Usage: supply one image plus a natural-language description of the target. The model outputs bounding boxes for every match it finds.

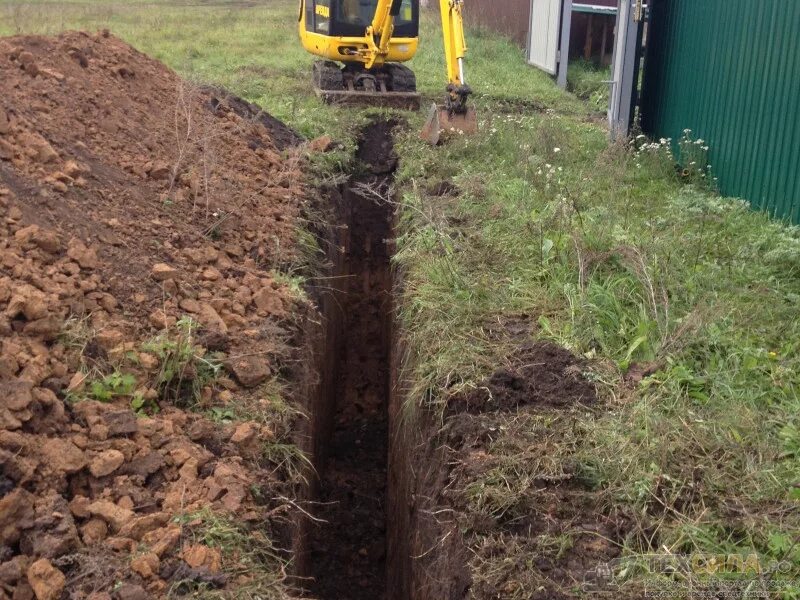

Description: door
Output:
[608,0,644,139]
[527,0,562,74]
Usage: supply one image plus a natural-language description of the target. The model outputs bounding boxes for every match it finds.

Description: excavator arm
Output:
[421,0,477,143]
[359,0,471,111]
[439,0,472,112]
[362,0,406,69]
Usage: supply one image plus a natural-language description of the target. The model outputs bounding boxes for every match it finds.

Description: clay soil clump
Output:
[0,31,314,598]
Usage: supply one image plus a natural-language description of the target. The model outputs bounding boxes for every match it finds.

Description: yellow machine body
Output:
[298,0,476,141]
[299,14,418,66]
[299,0,419,68]
[299,30,419,66]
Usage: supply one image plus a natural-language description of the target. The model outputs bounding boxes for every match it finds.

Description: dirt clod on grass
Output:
[0,31,312,598]
[450,341,597,414]
[403,341,628,600]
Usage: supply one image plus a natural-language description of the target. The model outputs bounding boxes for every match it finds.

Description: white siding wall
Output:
[527,0,562,74]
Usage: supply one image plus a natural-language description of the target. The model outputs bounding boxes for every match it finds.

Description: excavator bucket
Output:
[420,103,478,145]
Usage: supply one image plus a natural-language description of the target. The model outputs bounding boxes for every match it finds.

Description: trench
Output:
[304,119,398,600]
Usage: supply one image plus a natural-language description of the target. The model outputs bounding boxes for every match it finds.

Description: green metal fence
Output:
[641,0,800,222]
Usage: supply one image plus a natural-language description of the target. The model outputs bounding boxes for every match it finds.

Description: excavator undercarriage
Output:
[312,60,421,110]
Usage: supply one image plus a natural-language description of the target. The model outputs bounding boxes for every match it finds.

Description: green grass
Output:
[393,60,800,599]
[5,1,800,596]
[171,508,297,599]
[567,58,611,111]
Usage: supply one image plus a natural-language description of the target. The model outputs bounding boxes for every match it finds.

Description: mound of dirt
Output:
[450,341,597,414]
[401,342,625,600]
[0,31,313,598]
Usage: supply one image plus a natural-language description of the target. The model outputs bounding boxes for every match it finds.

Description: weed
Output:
[204,375,305,434]
[58,314,95,354]
[67,317,221,413]
[269,269,307,302]
[129,392,159,416]
[207,406,237,424]
[262,442,312,486]
[676,129,715,188]
[633,129,718,193]
[205,220,224,241]
[567,58,611,110]
[142,316,222,408]
[88,371,136,402]
[171,508,298,600]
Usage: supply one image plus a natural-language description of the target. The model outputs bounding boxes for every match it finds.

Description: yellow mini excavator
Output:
[298,0,477,142]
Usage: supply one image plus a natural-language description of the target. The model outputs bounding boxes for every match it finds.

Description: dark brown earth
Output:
[307,121,397,600]
[397,340,628,600]
[0,31,317,599]
[451,341,597,414]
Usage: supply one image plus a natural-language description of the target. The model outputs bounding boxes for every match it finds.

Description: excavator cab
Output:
[299,0,421,108]
[305,0,417,36]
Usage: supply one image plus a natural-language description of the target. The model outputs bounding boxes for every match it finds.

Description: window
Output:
[310,0,418,38]
[313,0,331,33]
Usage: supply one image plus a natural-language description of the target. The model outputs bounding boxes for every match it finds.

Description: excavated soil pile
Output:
[0,31,311,599]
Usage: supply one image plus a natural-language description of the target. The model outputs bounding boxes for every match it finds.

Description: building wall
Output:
[642,0,800,222]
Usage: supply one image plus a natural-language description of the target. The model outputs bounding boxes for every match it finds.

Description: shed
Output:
[570,1,617,66]
[524,0,618,81]
[462,0,618,81]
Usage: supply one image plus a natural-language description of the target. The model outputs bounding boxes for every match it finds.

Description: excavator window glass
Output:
[308,0,418,38]
[307,0,332,34]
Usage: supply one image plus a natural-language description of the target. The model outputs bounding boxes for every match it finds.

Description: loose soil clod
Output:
[451,341,597,414]
[391,340,628,600]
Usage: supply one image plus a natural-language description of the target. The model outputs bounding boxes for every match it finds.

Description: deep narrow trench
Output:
[308,120,398,600]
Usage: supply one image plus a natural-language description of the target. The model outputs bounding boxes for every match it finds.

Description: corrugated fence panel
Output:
[642,0,800,222]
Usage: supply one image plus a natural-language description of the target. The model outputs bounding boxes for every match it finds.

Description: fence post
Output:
[608,0,643,139]
[557,0,572,89]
